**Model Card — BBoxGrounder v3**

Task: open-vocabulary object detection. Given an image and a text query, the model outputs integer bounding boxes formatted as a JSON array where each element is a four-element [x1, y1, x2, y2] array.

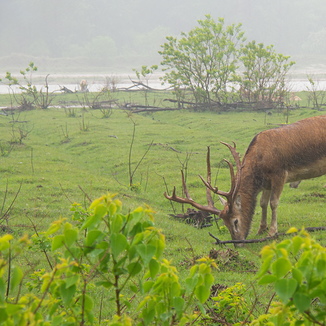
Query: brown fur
[[222, 115, 326, 244], [165, 115, 326, 245]]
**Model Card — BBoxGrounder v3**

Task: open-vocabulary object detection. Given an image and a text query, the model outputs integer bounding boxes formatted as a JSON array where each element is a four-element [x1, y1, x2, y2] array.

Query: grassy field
[[0, 90, 325, 319]]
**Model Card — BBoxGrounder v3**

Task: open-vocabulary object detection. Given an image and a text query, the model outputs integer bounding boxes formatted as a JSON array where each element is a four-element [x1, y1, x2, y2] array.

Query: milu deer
[[165, 115, 326, 245]]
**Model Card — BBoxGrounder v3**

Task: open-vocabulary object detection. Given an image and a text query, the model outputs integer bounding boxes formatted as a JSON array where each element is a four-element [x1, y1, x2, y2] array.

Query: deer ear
[[218, 196, 227, 206]]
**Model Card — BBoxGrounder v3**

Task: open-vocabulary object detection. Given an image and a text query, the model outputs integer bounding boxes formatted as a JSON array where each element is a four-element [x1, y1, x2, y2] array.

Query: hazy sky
[[1, 0, 326, 73]]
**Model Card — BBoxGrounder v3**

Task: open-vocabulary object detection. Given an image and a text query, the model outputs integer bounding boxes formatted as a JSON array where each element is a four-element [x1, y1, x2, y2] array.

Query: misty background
[[1, 0, 326, 79]]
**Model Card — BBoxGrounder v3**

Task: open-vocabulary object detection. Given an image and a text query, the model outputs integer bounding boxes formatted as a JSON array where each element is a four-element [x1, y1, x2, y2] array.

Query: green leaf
[[96, 281, 113, 289], [111, 214, 123, 233], [185, 274, 199, 293], [275, 278, 298, 302], [291, 236, 304, 256], [64, 228, 78, 247], [130, 284, 138, 293], [141, 306, 155, 325], [272, 257, 292, 278], [257, 254, 274, 278], [127, 261, 142, 276], [5, 303, 23, 315], [65, 275, 79, 288], [10, 266, 23, 292], [292, 268, 303, 284], [316, 259, 326, 278], [320, 279, 326, 291], [195, 284, 211, 304], [60, 283, 76, 306], [153, 238, 165, 259], [173, 296, 185, 316], [293, 292, 311, 312], [0, 234, 13, 251], [149, 258, 160, 278], [143, 280, 154, 293], [136, 244, 156, 264], [83, 294, 94, 312], [111, 233, 128, 259], [81, 204, 106, 230], [52, 235, 65, 251], [85, 230, 104, 246], [258, 274, 277, 285], [203, 273, 214, 288], [108, 201, 119, 216]]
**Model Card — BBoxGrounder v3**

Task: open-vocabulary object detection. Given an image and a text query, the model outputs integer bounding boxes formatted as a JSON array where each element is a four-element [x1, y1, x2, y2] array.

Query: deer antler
[[164, 147, 220, 215], [220, 141, 242, 202], [198, 142, 241, 205], [165, 143, 242, 214]]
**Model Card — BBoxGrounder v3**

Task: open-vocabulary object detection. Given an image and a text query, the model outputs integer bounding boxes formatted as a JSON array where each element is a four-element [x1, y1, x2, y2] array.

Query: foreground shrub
[[1, 194, 325, 325], [0, 193, 216, 325], [252, 229, 326, 325]]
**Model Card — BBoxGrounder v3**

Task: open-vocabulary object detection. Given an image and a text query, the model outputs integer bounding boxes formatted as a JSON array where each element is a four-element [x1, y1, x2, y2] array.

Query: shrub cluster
[[0, 194, 325, 325]]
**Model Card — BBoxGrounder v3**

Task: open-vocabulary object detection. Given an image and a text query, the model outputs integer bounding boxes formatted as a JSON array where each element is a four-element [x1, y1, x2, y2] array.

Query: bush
[[0, 193, 216, 325], [252, 229, 326, 325]]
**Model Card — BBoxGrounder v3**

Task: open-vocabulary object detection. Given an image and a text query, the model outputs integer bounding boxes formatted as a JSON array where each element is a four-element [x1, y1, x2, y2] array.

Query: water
[[1, 74, 326, 95], [0, 73, 166, 95]]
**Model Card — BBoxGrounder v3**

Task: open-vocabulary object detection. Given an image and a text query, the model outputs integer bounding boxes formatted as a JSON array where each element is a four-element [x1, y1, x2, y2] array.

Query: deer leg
[[269, 181, 285, 236], [257, 189, 271, 235]]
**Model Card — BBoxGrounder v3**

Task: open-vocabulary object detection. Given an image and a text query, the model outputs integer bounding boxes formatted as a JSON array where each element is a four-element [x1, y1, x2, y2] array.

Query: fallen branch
[[121, 80, 171, 92], [163, 98, 197, 105], [121, 104, 180, 113], [209, 226, 326, 245]]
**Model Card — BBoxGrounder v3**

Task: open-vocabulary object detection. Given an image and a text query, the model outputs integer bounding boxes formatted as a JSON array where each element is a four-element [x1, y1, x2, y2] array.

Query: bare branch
[[209, 226, 326, 245]]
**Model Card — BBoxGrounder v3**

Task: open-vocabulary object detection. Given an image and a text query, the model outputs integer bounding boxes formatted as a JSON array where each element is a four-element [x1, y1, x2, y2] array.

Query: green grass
[[0, 91, 325, 318]]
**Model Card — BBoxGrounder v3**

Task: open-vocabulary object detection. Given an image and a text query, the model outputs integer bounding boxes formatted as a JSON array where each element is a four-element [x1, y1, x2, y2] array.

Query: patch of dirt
[[310, 192, 326, 198], [0, 225, 13, 233], [169, 208, 217, 228], [179, 254, 202, 269], [209, 248, 257, 273], [210, 283, 228, 297], [291, 192, 326, 203]]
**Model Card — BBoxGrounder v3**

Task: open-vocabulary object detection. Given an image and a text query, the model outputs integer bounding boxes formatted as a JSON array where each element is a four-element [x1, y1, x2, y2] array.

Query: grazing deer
[[165, 115, 326, 246]]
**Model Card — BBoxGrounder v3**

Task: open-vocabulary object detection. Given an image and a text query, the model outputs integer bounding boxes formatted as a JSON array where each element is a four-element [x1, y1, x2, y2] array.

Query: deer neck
[[235, 165, 262, 238]]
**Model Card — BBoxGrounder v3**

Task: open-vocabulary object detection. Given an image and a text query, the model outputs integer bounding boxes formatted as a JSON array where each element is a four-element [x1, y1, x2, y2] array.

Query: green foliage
[[133, 65, 158, 82], [159, 15, 297, 108], [253, 229, 326, 325], [240, 41, 295, 104], [0, 193, 216, 325], [3, 62, 54, 110], [205, 283, 253, 325], [159, 15, 245, 104]]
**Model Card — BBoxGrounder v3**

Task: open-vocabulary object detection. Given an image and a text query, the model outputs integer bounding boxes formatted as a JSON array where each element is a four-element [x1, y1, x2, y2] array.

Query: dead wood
[[60, 86, 74, 93], [163, 98, 197, 105], [209, 226, 326, 245], [120, 80, 171, 92], [170, 208, 218, 228], [121, 103, 180, 113]]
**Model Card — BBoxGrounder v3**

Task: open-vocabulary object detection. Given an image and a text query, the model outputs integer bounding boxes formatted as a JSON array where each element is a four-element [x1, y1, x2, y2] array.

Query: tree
[[239, 41, 295, 106], [159, 15, 245, 104]]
